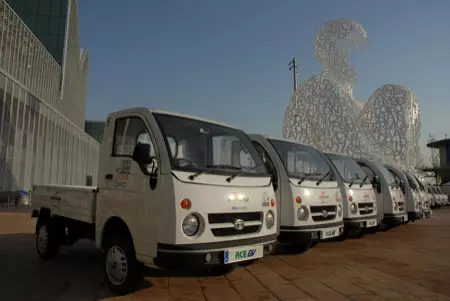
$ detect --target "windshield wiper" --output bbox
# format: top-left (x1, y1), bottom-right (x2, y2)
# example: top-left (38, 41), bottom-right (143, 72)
top-left (298, 173), bottom-right (321, 185)
top-left (226, 169), bottom-right (244, 183)
top-left (188, 164), bottom-right (241, 181)
top-left (348, 178), bottom-right (358, 187)
top-left (359, 175), bottom-right (368, 187)
top-left (316, 171), bottom-right (332, 186)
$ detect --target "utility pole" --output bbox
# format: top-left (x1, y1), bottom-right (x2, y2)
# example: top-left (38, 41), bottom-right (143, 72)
top-left (288, 57), bottom-right (297, 92)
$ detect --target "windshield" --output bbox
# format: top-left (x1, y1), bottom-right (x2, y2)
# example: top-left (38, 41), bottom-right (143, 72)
top-left (410, 173), bottom-right (425, 191)
top-left (326, 154), bottom-right (367, 183)
top-left (404, 173), bottom-right (418, 190)
top-left (153, 113), bottom-right (268, 176)
top-left (268, 139), bottom-right (332, 180)
top-left (374, 163), bottom-right (396, 186)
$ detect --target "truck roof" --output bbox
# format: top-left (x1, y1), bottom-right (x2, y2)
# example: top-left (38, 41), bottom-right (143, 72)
top-left (148, 108), bottom-right (239, 130)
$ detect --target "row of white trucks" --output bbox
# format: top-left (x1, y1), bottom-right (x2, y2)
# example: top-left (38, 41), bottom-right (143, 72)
top-left (29, 108), bottom-right (448, 295)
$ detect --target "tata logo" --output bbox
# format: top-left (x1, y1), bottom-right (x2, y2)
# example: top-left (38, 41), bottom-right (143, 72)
top-left (234, 219), bottom-right (245, 231)
top-left (319, 192), bottom-right (329, 198)
top-left (321, 210), bottom-right (328, 218)
top-left (364, 206), bottom-right (369, 212)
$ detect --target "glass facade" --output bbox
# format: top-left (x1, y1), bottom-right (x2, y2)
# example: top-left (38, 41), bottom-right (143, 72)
top-left (0, 0), bottom-right (99, 192)
top-left (4, 0), bottom-right (67, 65)
top-left (84, 120), bottom-right (105, 144)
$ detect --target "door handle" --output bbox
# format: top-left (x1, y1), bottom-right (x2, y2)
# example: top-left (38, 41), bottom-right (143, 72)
top-left (105, 174), bottom-right (113, 180)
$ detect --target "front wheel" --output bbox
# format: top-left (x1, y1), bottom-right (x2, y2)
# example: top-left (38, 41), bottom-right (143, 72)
top-left (284, 240), bottom-right (314, 253)
top-left (104, 235), bottom-right (141, 295)
top-left (36, 218), bottom-right (60, 260)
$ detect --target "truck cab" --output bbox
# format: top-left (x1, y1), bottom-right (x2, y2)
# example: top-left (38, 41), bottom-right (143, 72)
top-left (355, 158), bottom-right (408, 228)
top-left (324, 153), bottom-right (379, 237)
top-left (31, 108), bottom-right (278, 294)
top-left (408, 172), bottom-right (432, 217)
top-left (248, 135), bottom-right (344, 253)
top-left (385, 165), bottom-right (423, 222)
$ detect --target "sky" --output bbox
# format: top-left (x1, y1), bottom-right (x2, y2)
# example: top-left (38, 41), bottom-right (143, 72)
top-left (78, 0), bottom-right (450, 163)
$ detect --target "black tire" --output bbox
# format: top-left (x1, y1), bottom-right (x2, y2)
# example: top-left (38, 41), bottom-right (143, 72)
top-left (284, 240), bottom-right (314, 253)
top-left (36, 218), bottom-right (60, 261)
top-left (103, 233), bottom-right (141, 295)
top-left (366, 225), bottom-right (381, 234)
top-left (206, 265), bottom-right (235, 276)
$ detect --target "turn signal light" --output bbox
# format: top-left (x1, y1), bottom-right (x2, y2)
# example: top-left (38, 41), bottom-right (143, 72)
top-left (348, 196), bottom-right (353, 202)
top-left (180, 199), bottom-right (191, 210)
top-left (270, 199), bottom-right (275, 207)
top-left (295, 196), bottom-right (302, 204)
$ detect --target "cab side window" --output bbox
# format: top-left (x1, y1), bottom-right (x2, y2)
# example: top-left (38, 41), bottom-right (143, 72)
top-left (112, 117), bottom-right (156, 157)
top-left (252, 141), bottom-right (275, 174)
top-left (359, 164), bottom-right (374, 181)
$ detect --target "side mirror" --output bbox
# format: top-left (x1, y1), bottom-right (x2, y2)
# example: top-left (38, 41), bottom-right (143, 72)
top-left (400, 180), bottom-right (406, 193)
top-left (372, 175), bottom-right (382, 193)
top-left (132, 143), bottom-right (151, 165)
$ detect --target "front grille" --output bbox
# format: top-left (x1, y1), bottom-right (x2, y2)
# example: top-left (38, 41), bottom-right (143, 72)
top-left (208, 212), bottom-right (263, 237)
top-left (310, 205), bottom-right (336, 222)
top-left (358, 202), bottom-right (374, 215)
top-left (398, 201), bottom-right (405, 211)
top-left (211, 225), bottom-right (260, 237)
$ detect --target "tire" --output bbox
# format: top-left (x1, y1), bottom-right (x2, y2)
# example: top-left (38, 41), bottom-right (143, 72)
top-left (36, 218), bottom-right (60, 261)
top-left (103, 234), bottom-right (141, 295)
top-left (284, 240), bottom-right (314, 253)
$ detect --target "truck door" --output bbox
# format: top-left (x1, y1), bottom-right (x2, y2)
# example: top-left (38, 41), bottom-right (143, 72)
top-left (98, 114), bottom-right (158, 259)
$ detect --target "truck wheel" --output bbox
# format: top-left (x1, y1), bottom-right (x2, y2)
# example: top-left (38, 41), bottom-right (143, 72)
top-left (36, 218), bottom-right (60, 260)
top-left (284, 240), bottom-right (313, 253)
top-left (104, 234), bottom-right (140, 295)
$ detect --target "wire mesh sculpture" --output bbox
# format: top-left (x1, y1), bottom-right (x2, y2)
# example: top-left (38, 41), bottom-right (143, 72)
top-left (283, 19), bottom-right (371, 158)
top-left (283, 19), bottom-right (422, 170)
top-left (359, 84), bottom-right (422, 170)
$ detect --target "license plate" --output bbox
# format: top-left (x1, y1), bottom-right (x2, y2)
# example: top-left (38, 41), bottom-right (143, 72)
top-left (425, 211), bottom-right (431, 218)
top-left (224, 245), bottom-right (263, 264)
top-left (366, 219), bottom-right (377, 228)
top-left (321, 226), bottom-right (340, 239)
top-left (402, 214), bottom-right (408, 222)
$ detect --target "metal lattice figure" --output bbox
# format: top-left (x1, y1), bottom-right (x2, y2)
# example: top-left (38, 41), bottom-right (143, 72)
top-left (283, 19), bottom-right (371, 157)
top-left (359, 84), bottom-right (422, 170)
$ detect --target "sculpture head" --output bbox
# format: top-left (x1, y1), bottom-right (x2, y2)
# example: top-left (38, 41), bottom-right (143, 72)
top-left (314, 19), bottom-right (368, 95)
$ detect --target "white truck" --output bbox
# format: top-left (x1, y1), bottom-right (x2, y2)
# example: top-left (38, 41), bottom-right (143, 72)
top-left (30, 108), bottom-right (278, 295)
top-left (324, 153), bottom-right (379, 237)
top-left (355, 158), bottom-right (408, 228)
top-left (384, 165), bottom-right (423, 222)
top-left (407, 172), bottom-right (432, 218)
top-left (248, 135), bottom-right (344, 253)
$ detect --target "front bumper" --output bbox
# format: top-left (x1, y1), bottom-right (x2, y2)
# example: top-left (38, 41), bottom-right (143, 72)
top-left (154, 234), bottom-right (277, 270)
top-left (344, 215), bottom-right (380, 230)
top-left (408, 211), bottom-right (423, 221)
top-left (279, 221), bottom-right (345, 243)
top-left (383, 212), bottom-right (408, 225)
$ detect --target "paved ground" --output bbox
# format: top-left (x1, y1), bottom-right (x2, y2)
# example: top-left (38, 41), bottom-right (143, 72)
top-left (2, 209), bottom-right (450, 301)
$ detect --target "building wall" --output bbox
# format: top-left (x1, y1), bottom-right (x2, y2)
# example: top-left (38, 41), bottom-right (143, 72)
top-left (0, 0), bottom-right (99, 192)
top-left (4, 0), bottom-right (68, 65)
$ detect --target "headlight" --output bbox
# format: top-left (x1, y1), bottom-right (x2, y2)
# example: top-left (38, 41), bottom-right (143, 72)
top-left (182, 214), bottom-right (199, 236)
top-left (266, 210), bottom-right (275, 229)
top-left (393, 201), bottom-right (398, 211)
top-left (297, 206), bottom-right (309, 221)
top-left (337, 204), bottom-right (342, 217)
top-left (350, 203), bottom-right (358, 214)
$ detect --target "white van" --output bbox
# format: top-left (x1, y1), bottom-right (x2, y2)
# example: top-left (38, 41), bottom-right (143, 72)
top-left (324, 153), bottom-right (379, 237)
top-left (30, 108), bottom-right (278, 294)
top-left (407, 172), bottom-right (432, 217)
top-left (355, 158), bottom-right (408, 228)
top-left (248, 135), bottom-right (344, 252)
